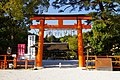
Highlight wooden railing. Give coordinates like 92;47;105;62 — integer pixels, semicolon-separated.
85;56;120;69
14;58;34;69
0;55;34;69
0;55;13;69
1;55;120;69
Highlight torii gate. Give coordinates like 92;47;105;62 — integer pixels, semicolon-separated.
30;14;92;68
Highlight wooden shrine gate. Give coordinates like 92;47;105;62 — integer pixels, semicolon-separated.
30;14;92;68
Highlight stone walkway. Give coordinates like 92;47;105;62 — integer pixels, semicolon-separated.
0;68;120;80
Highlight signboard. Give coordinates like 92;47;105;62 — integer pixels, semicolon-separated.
27;35;36;59
18;44;26;56
95;58;112;71
12;54;16;57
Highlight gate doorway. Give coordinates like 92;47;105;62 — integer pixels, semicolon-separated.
30;14;92;68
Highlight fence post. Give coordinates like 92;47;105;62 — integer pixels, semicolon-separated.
0;61;3;69
4;55;7;69
0;61;1;69
95;56;97;69
13;57;17;69
25;58;28;69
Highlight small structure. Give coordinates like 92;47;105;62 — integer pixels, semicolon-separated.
96;58;113;71
43;43;69;60
7;47;12;55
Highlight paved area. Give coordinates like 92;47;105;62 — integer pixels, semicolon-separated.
42;60;78;68
0;68;120;80
0;60;120;80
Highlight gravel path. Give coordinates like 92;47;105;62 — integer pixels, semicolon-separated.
0;68;120;80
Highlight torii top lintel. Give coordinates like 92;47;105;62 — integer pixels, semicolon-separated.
30;14;92;29
30;14;92;20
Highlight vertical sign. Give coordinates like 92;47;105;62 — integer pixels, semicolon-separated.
18;44;26;56
28;35;36;59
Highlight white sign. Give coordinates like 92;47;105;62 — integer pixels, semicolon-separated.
96;58;113;71
12;54;16;57
28;35;36;59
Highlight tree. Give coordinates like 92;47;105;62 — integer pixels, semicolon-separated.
91;15;120;55
0;0;50;19
82;14;120;55
67;36;78;59
67;36;78;51
59;35;78;59
52;0;120;15
0;17;28;53
59;35;72;42
52;0;120;30
0;0;50;54
0;0;50;33
52;0;120;55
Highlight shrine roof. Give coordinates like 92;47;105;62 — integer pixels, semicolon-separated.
44;42;69;51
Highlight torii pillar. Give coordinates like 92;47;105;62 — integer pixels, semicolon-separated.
30;14;92;68
36;20;44;67
78;20;84;67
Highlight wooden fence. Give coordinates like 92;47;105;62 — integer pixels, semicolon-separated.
0;55;34;69
85;56;120;69
1;55;120;69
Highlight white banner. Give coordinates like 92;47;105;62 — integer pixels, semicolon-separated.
27;35;36;59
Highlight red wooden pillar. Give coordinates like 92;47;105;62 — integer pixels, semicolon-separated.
13;57;17;69
25;58;28;69
36;20;44;67
77;20;85;67
4;55;7;69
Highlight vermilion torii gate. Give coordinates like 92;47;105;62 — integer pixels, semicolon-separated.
30;14;92;68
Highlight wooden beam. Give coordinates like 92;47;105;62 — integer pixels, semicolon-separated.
58;20;63;26
30;25;40;29
78;16;92;20
30;16;92;20
82;24;91;29
44;24;78;29
30;24;91;29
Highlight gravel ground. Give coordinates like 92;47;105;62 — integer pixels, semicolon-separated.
0;68;120;80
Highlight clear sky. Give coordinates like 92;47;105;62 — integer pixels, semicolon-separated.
29;0;92;38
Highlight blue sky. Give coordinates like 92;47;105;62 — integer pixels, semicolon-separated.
29;0;92;37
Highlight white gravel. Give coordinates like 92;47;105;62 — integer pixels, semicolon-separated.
0;68;120;80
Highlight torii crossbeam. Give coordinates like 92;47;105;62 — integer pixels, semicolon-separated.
30;14;92;68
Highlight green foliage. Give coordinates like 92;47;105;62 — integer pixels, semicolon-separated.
59;35;72;42
60;38;64;42
0;17;28;53
68;51;77;59
59;35;78;59
2;0;24;20
52;0;120;13
83;31;93;45
52;0;120;55
67;36;78;51
82;14;120;55
0;0;50;20
0;0;50;54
